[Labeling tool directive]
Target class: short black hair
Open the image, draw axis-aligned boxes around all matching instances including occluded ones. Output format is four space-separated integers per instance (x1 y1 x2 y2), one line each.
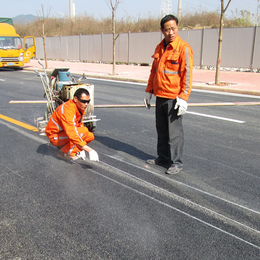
74 88 90 99
160 14 179 29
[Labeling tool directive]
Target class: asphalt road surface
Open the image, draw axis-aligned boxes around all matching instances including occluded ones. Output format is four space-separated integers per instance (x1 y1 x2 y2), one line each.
1 69 260 259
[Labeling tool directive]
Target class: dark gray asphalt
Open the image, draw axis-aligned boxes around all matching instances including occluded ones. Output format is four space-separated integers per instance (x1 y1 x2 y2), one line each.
1 69 260 259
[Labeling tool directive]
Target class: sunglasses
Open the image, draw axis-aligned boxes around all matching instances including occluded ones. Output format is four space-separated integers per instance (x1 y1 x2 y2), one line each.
78 98 91 104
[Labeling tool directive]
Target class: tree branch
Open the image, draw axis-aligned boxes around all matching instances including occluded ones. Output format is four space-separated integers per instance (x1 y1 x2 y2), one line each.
223 0 232 14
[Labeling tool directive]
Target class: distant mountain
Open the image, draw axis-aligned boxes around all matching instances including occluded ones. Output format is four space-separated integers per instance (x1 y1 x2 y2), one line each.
12 14 38 24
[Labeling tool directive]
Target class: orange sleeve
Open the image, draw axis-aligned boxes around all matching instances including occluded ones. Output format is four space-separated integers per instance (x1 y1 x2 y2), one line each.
146 46 161 93
146 57 157 93
60 103 86 147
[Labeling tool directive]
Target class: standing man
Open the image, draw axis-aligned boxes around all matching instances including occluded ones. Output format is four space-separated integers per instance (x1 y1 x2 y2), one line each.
45 88 99 161
144 14 193 174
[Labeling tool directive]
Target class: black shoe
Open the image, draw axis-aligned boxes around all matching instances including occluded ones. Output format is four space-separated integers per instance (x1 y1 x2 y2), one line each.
146 157 170 166
165 165 182 175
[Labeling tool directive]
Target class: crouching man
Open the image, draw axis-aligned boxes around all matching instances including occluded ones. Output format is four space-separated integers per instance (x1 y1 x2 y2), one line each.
45 88 99 161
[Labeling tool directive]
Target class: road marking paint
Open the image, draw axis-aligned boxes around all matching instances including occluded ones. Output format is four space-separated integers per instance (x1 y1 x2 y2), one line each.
189 101 260 106
1 118 259 248
9 100 260 107
186 111 245 123
83 161 260 249
9 100 49 104
107 154 260 215
0 114 39 132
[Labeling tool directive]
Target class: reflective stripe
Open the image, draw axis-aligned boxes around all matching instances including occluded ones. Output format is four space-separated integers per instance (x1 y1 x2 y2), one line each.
59 136 68 140
73 115 84 142
185 47 190 94
163 70 180 75
61 103 65 114
68 145 75 156
156 69 180 75
51 116 63 131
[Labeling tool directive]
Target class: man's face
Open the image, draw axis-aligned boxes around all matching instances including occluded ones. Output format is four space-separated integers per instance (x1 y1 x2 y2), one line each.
161 19 178 45
74 93 90 111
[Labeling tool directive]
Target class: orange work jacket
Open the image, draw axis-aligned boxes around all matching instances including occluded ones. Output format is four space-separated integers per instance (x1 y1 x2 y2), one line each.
146 35 193 101
45 99 87 147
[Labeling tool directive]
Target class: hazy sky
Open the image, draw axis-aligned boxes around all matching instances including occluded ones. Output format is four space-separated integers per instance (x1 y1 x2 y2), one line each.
1 0 259 20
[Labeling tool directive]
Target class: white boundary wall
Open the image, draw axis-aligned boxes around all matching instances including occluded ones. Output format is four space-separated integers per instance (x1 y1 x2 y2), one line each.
35 27 260 70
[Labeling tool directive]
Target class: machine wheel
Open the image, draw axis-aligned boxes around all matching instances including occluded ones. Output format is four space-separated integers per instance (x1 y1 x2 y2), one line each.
84 122 96 132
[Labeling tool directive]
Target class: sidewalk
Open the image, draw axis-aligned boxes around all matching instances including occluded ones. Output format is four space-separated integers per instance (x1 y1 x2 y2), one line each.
25 59 260 96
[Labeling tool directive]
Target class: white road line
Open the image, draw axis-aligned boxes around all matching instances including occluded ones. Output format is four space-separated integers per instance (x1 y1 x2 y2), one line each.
88 77 146 85
96 160 260 236
193 89 260 99
0 119 46 144
186 111 245 123
88 77 260 99
3 119 259 248
106 155 260 215
87 163 260 250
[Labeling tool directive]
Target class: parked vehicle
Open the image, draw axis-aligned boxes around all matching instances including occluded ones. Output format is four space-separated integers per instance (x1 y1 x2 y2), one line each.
0 17 36 69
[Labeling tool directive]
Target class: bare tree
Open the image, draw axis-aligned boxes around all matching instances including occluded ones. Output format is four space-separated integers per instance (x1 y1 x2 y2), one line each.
215 0 231 84
105 0 120 75
37 5 51 69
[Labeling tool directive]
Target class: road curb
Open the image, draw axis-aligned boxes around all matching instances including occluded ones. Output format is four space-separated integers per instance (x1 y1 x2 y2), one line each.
24 67 260 96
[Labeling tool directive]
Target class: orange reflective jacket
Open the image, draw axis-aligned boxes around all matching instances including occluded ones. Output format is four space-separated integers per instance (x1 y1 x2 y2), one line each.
45 100 87 147
146 35 193 101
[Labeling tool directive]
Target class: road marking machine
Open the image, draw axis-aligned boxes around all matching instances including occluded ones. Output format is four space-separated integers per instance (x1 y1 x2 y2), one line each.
34 60 99 133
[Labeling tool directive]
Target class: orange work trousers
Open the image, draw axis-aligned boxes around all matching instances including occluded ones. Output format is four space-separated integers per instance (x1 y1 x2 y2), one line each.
48 127 94 156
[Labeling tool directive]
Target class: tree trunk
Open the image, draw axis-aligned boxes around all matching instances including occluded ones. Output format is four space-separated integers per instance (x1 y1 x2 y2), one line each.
112 8 116 75
215 0 232 85
215 10 223 84
42 22 48 69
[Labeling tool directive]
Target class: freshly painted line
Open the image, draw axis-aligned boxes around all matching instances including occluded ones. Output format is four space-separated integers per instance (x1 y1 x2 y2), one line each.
84 161 260 249
9 100 49 104
9 100 260 107
189 101 260 106
84 159 260 234
1 118 259 248
94 102 260 108
94 104 148 108
107 155 260 215
0 114 39 132
193 89 260 99
87 77 146 85
186 111 245 123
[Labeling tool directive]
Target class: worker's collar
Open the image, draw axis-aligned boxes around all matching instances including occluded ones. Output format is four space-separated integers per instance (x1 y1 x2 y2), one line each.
73 99 85 114
161 35 180 50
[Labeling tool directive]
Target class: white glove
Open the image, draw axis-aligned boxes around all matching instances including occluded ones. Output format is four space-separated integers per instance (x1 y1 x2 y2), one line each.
174 97 188 116
89 150 99 161
77 150 86 160
144 92 152 109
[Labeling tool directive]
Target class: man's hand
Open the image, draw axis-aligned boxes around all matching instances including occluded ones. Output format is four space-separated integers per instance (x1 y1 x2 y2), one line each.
89 150 99 161
144 92 152 109
174 97 188 116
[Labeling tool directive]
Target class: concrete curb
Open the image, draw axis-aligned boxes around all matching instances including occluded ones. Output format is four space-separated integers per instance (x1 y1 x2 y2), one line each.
25 67 260 96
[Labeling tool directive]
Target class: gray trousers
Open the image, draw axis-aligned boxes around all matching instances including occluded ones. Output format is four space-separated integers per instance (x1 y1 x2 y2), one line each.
156 97 184 167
